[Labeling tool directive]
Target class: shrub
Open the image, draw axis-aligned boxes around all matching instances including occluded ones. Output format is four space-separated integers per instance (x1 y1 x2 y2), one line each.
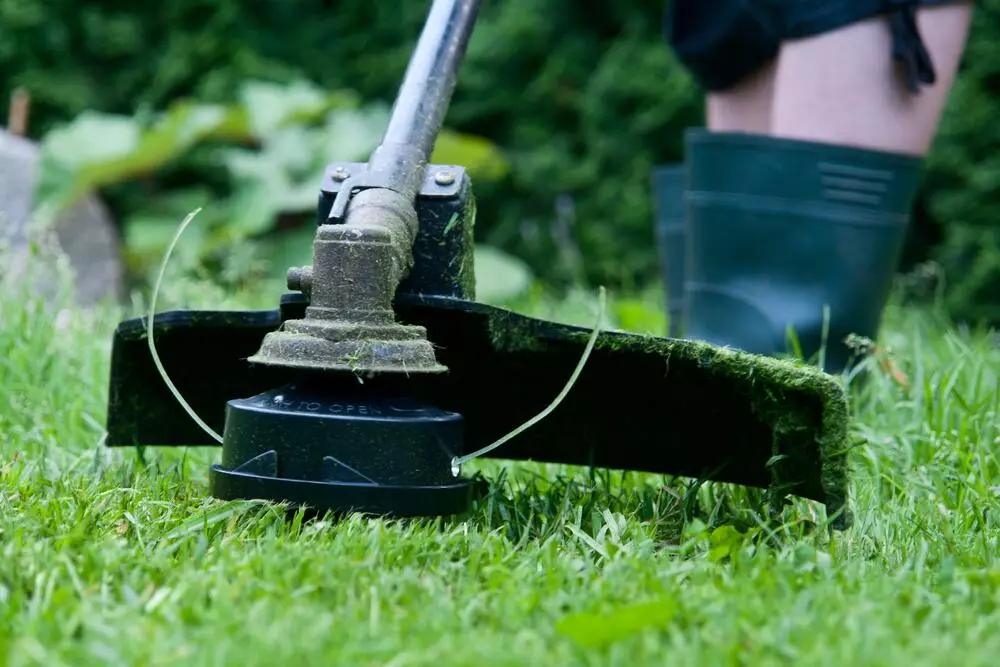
4 0 999 323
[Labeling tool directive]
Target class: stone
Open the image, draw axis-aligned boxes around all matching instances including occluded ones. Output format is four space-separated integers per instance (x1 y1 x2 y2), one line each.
0 128 124 306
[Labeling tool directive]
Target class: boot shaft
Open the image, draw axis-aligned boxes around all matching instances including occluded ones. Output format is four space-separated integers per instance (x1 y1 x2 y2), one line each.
682 130 923 373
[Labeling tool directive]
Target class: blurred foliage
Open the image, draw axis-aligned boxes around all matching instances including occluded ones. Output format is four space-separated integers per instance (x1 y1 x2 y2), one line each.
1 0 700 293
920 0 1000 326
34 79 508 289
2 0 998 324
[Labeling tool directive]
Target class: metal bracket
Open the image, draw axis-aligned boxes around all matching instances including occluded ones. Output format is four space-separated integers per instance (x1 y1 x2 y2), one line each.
320 162 467 223
314 161 476 301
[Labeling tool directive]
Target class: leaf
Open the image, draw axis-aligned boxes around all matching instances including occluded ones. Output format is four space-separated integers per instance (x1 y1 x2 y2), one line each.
322 105 390 163
34 157 79 214
84 104 223 182
40 112 141 169
683 518 708 541
38 103 236 209
225 186 281 238
257 225 318 286
200 105 253 143
37 112 142 208
707 545 732 562
220 127 324 230
706 525 745 562
432 130 509 182
143 102 230 156
556 599 679 648
239 79 359 138
240 79 327 137
473 245 534 303
566 523 608 560
709 524 742 545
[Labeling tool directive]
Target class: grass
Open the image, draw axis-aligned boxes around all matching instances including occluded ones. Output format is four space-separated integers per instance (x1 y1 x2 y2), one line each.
3 242 1000 666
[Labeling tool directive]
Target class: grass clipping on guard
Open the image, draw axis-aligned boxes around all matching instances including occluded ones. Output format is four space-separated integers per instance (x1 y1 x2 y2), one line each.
480 307 853 529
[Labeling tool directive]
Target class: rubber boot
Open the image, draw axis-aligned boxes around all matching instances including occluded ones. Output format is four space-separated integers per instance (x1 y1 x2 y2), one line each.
651 163 687 337
683 129 922 374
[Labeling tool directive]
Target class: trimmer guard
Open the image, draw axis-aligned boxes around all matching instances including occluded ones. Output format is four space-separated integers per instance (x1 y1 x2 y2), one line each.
105 293 852 527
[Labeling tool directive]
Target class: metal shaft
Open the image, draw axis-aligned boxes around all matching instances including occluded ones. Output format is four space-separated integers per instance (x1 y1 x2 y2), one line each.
367 0 481 200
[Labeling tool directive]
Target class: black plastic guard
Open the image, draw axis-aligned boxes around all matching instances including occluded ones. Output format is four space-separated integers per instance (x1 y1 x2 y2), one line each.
105 294 849 517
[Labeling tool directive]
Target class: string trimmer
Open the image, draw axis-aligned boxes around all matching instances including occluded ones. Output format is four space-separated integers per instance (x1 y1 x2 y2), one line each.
102 0 853 527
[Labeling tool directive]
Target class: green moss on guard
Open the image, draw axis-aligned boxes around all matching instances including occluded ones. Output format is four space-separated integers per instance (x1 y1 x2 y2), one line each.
484 308 852 528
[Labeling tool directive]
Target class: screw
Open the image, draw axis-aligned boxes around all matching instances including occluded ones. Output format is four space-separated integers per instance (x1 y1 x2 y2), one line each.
331 166 350 182
434 170 456 186
287 266 312 294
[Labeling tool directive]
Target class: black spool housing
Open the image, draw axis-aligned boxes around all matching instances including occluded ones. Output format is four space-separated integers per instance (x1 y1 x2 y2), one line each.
212 380 483 517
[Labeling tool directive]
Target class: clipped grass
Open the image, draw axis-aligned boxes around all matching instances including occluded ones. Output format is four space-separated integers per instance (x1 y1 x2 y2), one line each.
3 245 1000 666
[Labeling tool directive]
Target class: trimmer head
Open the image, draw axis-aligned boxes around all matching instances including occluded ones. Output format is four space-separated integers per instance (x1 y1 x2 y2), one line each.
213 379 482 518
102 0 854 527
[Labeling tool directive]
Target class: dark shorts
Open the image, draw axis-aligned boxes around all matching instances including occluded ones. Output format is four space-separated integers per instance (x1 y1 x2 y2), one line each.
664 0 966 93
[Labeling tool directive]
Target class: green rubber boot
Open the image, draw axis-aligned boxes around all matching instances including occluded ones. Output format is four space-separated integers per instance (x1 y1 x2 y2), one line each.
651 163 687 337
683 129 922 374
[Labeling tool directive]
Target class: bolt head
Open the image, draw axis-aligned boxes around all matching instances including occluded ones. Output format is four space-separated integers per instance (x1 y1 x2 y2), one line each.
331 166 350 182
434 170 456 186
287 266 311 292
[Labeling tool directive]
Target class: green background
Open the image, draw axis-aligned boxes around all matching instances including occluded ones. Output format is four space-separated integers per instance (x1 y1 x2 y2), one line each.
3 0 999 323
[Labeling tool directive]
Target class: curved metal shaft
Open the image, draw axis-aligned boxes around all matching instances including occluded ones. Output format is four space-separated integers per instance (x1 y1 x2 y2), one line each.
367 0 482 200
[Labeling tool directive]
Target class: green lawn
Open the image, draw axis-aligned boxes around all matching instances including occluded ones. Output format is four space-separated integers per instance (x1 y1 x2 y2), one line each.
3 246 1000 666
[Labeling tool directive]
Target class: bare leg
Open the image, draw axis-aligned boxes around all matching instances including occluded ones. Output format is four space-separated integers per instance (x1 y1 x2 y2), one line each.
770 2 974 156
705 59 778 133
